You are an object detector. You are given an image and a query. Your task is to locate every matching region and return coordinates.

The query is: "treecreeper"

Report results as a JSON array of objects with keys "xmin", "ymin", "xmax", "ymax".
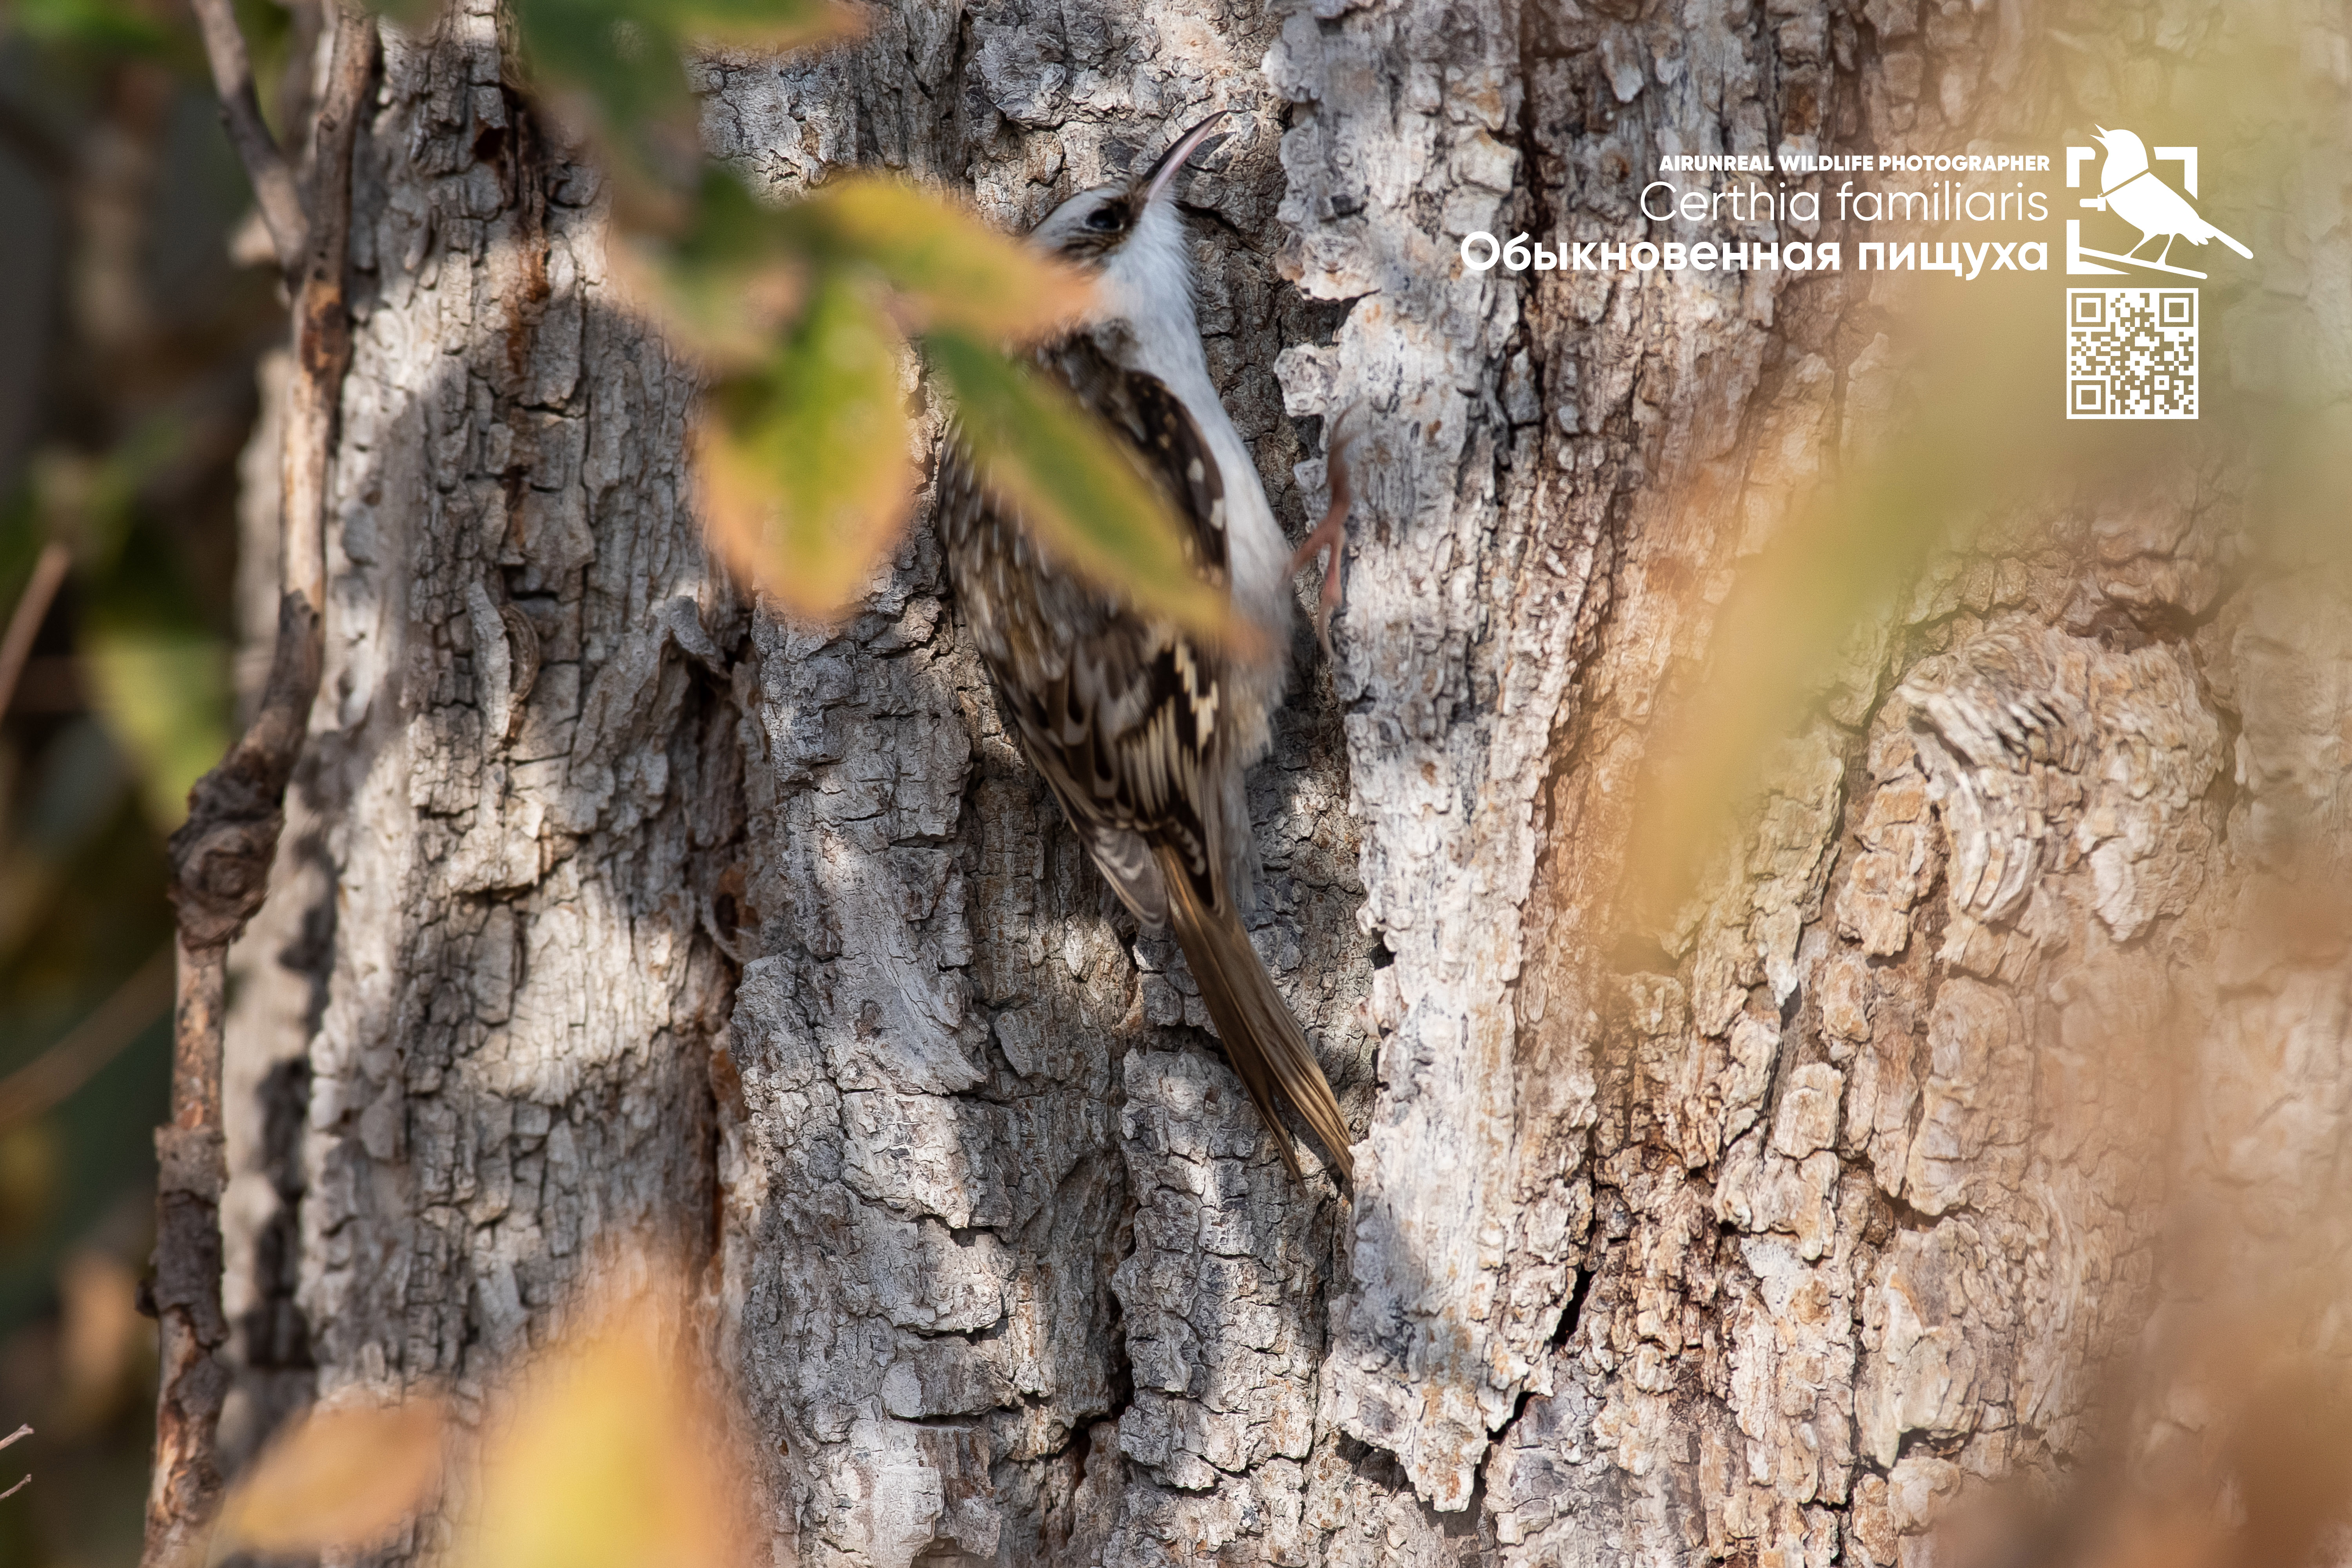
[{"xmin": 936, "ymin": 113, "xmax": 1357, "ymax": 1184}]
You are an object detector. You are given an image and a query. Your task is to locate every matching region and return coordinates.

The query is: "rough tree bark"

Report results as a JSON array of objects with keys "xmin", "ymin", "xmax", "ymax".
[{"xmin": 205, "ymin": 0, "xmax": 2352, "ymax": 1564}]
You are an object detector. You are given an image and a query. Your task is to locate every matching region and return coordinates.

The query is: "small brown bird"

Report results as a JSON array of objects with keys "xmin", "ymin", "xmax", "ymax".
[{"xmin": 935, "ymin": 113, "xmax": 1356, "ymax": 1183}]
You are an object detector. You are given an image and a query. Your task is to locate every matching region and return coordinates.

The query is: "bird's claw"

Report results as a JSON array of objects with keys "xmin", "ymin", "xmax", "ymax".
[
  {"xmin": 1291, "ymin": 505, "xmax": 1347, "ymax": 656},
  {"xmin": 1292, "ymin": 417, "xmax": 1357, "ymax": 657}
]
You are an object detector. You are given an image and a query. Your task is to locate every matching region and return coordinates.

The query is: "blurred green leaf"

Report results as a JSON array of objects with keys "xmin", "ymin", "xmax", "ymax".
[
  {"xmin": 924, "ymin": 330, "xmax": 1242, "ymax": 649},
  {"xmin": 508, "ymin": 0, "xmax": 695, "ymax": 137},
  {"xmin": 77, "ymin": 628, "xmax": 228, "ymax": 831},
  {"xmin": 4, "ymin": 0, "xmax": 173, "ymax": 55},
  {"xmin": 486, "ymin": 0, "xmax": 856, "ymax": 218},
  {"xmin": 610, "ymin": 170, "xmax": 807, "ymax": 369},
  {"xmin": 619, "ymin": 171, "xmax": 1089, "ymax": 370},
  {"xmin": 695, "ymin": 270, "xmax": 916, "ymax": 619},
  {"xmin": 800, "ymin": 177, "xmax": 1093, "ymax": 341}
]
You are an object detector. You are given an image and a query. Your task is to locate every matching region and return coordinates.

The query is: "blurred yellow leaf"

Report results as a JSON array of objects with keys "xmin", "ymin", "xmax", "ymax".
[
  {"xmin": 1618, "ymin": 287, "xmax": 2062, "ymax": 928},
  {"xmin": 610, "ymin": 174, "xmax": 808, "ymax": 372},
  {"xmin": 78, "ymin": 631, "xmax": 229, "ymax": 831},
  {"xmin": 454, "ymin": 1272, "xmax": 756, "ymax": 1568},
  {"xmin": 695, "ymin": 270, "xmax": 916, "ymax": 619},
  {"xmin": 632, "ymin": 251, "xmax": 804, "ymax": 367},
  {"xmin": 56, "ymin": 1249, "xmax": 145, "ymax": 1428},
  {"xmin": 807, "ymin": 176, "xmax": 1094, "ymax": 341},
  {"xmin": 212, "ymin": 1397, "xmax": 449, "ymax": 1556},
  {"xmin": 925, "ymin": 330, "xmax": 1243, "ymax": 650}
]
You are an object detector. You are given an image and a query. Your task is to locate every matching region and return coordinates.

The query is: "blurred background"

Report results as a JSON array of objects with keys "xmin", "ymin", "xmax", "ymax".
[{"xmin": 0, "ymin": 1, "xmax": 292, "ymax": 1560}]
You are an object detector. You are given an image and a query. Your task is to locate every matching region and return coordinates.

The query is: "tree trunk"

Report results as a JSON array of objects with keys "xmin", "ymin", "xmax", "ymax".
[{"xmin": 210, "ymin": 0, "xmax": 2352, "ymax": 1564}]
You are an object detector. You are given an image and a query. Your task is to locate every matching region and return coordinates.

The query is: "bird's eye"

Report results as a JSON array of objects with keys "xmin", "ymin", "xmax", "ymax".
[{"xmin": 1086, "ymin": 203, "xmax": 1126, "ymax": 232}]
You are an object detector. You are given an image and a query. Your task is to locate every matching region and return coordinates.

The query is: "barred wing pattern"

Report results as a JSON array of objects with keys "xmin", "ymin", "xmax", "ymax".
[{"xmin": 935, "ymin": 337, "xmax": 1236, "ymax": 928}]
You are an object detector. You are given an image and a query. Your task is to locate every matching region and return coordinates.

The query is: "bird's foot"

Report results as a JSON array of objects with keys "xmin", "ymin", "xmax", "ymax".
[{"xmin": 1292, "ymin": 415, "xmax": 1358, "ymax": 656}]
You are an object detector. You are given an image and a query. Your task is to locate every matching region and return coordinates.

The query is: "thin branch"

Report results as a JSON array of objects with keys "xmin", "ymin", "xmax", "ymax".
[
  {"xmin": 0, "ymin": 1422, "xmax": 25, "ymax": 1503},
  {"xmin": 188, "ymin": 0, "xmax": 309, "ymax": 273},
  {"xmin": 0, "ymin": 541, "xmax": 70, "ymax": 719},
  {"xmin": 140, "ymin": 11, "xmax": 378, "ymax": 1566},
  {"xmin": 0, "ymin": 948, "xmax": 174, "ymax": 1131}
]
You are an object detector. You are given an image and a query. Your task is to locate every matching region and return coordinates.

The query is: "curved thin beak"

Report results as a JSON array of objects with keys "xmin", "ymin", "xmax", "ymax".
[{"xmin": 1138, "ymin": 111, "xmax": 1232, "ymax": 207}]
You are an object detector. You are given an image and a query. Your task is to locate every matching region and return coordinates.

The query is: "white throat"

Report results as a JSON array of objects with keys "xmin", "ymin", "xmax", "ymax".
[{"xmin": 1092, "ymin": 201, "xmax": 1293, "ymax": 646}]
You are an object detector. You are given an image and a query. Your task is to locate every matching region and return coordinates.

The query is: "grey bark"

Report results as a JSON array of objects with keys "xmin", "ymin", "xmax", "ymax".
[{"xmin": 212, "ymin": 0, "xmax": 2352, "ymax": 1564}]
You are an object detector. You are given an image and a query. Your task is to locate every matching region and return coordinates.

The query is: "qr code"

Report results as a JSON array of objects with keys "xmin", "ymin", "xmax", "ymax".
[{"xmin": 2066, "ymin": 289, "xmax": 2197, "ymax": 419}]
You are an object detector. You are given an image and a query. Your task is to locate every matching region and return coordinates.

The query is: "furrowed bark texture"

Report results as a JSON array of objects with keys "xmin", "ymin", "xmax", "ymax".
[
  {"xmin": 219, "ymin": 0, "xmax": 743, "ymax": 1521},
  {"xmin": 214, "ymin": 0, "xmax": 2352, "ymax": 1564}
]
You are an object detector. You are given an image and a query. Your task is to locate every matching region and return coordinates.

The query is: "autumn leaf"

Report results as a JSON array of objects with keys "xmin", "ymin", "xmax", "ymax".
[
  {"xmin": 801, "ymin": 176, "xmax": 1094, "ymax": 341},
  {"xmin": 211, "ymin": 1397, "xmax": 449, "ymax": 1556},
  {"xmin": 924, "ymin": 330, "xmax": 1244, "ymax": 649},
  {"xmin": 451, "ymin": 1264, "xmax": 759, "ymax": 1568},
  {"xmin": 695, "ymin": 270, "xmax": 916, "ymax": 619},
  {"xmin": 200, "ymin": 1249, "xmax": 758, "ymax": 1568},
  {"xmin": 610, "ymin": 171, "xmax": 808, "ymax": 370}
]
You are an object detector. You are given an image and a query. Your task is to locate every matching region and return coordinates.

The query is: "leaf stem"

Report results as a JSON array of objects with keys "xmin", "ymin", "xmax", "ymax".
[{"xmin": 0, "ymin": 1424, "xmax": 28, "ymax": 1503}]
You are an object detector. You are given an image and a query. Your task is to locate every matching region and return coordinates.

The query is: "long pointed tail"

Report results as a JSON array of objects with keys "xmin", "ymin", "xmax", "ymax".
[
  {"xmin": 2208, "ymin": 223, "xmax": 2253, "ymax": 258},
  {"xmin": 1158, "ymin": 849, "xmax": 1355, "ymax": 1183}
]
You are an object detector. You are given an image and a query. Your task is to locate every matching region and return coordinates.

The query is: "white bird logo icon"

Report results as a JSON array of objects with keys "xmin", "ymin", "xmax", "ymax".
[{"xmin": 2081, "ymin": 127, "xmax": 2252, "ymax": 270}]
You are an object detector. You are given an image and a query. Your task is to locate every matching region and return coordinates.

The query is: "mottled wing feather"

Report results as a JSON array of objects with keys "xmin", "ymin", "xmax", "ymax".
[
  {"xmin": 1048, "ymin": 338, "xmax": 1229, "ymax": 570},
  {"xmin": 936, "ymin": 336, "xmax": 1234, "ymax": 922}
]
